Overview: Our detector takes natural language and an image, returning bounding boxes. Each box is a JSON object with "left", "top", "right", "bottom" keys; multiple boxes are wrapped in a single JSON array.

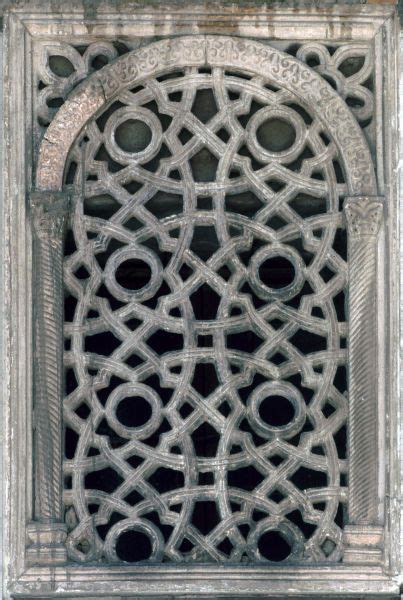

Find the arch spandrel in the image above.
[{"left": 36, "top": 35, "right": 377, "bottom": 196}]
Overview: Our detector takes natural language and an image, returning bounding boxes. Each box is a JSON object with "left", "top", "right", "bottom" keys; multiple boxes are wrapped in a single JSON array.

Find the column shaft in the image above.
[
  {"left": 26, "top": 191, "right": 70, "bottom": 565},
  {"left": 343, "top": 195, "right": 384, "bottom": 565}
]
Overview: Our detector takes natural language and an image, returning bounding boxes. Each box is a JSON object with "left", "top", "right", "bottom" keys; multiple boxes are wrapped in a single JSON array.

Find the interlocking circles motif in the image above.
[{"left": 63, "top": 60, "right": 349, "bottom": 564}]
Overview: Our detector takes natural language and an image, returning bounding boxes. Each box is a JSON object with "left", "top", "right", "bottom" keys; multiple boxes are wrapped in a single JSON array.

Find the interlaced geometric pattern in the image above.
[
  {"left": 35, "top": 39, "right": 374, "bottom": 151},
  {"left": 63, "top": 62, "right": 349, "bottom": 564}
]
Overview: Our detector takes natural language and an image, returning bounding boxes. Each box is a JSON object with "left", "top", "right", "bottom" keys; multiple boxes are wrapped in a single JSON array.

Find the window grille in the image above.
[
  {"left": 60, "top": 42, "right": 353, "bottom": 565},
  {"left": 3, "top": 4, "right": 399, "bottom": 598}
]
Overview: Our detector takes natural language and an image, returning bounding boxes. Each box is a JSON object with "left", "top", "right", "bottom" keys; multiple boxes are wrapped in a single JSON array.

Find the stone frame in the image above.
[{"left": 2, "top": 2, "right": 400, "bottom": 598}]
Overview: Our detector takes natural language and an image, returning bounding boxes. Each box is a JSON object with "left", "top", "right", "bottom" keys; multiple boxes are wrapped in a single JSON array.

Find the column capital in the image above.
[
  {"left": 30, "top": 191, "right": 70, "bottom": 241},
  {"left": 344, "top": 196, "right": 384, "bottom": 238}
]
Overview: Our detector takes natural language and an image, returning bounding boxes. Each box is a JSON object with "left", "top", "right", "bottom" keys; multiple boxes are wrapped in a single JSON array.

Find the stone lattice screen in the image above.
[
  {"left": 3, "top": 4, "right": 399, "bottom": 598},
  {"left": 57, "top": 39, "right": 358, "bottom": 565},
  {"left": 34, "top": 33, "right": 380, "bottom": 563}
]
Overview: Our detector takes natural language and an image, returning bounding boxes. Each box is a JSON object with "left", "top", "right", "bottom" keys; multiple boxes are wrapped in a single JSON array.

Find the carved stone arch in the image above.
[
  {"left": 29, "top": 35, "right": 384, "bottom": 567},
  {"left": 36, "top": 35, "right": 376, "bottom": 195}
]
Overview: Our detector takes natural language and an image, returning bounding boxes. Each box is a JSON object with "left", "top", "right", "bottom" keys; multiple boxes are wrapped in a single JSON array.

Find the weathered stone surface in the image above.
[{"left": 1, "top": 1, "right": 400, "bottom": 598}]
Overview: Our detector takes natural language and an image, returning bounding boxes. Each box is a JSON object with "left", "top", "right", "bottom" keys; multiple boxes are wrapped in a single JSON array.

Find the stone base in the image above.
[
  {"left": 343, "top": 525, "right": 383, "bottom": 565},
  {"left": 26, "top": 522, "right": 67, "bottom": 565}
]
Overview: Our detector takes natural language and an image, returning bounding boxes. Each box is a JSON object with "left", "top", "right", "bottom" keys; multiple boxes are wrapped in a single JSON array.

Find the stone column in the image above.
[
  {"left": 343, "top": 196, "right": 384, "bottom": 565},
  {"left": 26, "top": 191, "right": 70, "bottom": 566}
]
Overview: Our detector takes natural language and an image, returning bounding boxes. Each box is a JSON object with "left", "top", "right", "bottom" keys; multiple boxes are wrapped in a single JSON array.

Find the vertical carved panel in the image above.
[
  {"left": 27, "top": 192, "right": 70, "bottom": 565},
  {"left": 343, "top": 196, "right": 384, "bottom": 564}
]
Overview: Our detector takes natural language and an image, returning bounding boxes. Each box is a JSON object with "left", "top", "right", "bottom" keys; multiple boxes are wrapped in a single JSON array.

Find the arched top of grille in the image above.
[{"left": 36, "top": 35, "right": 376, "bottom": 196}]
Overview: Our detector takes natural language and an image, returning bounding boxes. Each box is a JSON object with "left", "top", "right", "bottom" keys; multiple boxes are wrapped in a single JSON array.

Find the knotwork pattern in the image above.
[{"left": 63, "top": 58, "right": 349, "bottom": 564}]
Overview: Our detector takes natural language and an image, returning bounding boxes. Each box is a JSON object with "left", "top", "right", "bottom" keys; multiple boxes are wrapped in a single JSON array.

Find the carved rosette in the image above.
[
  {"left": 343, "top": 196, "right": 384, "bottom": 565},
  {"left": 27, "top": 191, "right": 70, "bottom": 566}
]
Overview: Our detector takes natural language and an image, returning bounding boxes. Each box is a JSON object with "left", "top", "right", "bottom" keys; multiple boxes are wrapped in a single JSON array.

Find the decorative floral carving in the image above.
[{"left": 344, "top": 197, "right": 383, "bottom": 237}]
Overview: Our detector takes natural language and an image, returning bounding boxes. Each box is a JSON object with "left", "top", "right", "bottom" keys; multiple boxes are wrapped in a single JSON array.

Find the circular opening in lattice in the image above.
[
  {"left": 258, "top": 256, "right": 295, "bottom": 289},
  {"left": 115, "top": 259, "right": 152, "bottom": 290},
  {"left": 248, "top": 381, "right": 306, "bottom": 439},
  {"left": 115, "top": 529, "right": 152, "bottom": 562},
  {"left": 259, "top": 395, "right": 295, "bottom": 427},
  {"left": 258, "top": 530, "right": 291, "bottom": 561},
  {"left": 256, "top": 118, "right": 296, "bottom": 153},
  {"left": 116, "top": 396, "right": 152, "bottom": 428},
  {"left": 115, "top": 119, "right": 152, "bottom": 153},
  {"left": 106, "top": 383, "right": 162, "bottom": 440}
]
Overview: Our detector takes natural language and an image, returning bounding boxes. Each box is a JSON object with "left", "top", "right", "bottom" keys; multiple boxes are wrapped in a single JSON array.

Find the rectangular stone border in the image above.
[
  {"left": 400, "top": 27, "right": 403, "bottom": 585},
  {"left": 1, "top": 2, "right": 400, "bottom": 597}
]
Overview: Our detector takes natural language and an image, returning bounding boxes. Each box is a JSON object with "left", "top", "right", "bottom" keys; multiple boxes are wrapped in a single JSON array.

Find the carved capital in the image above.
[
  {"left": 30, "top": 191, "right": 70, "bottom": 242},
  {"left": 344, "top": 196, "right": 384, "bottom": 238}
]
